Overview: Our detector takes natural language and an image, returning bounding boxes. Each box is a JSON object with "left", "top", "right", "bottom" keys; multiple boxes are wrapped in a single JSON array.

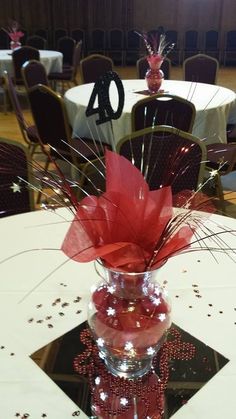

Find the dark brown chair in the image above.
[
  {"left": 26, "top": 35, "right": 47, "bottom": 50},
  {"left": 0, "top": 138, "right": 34, "bottom": 217},
  {"left": 3, "top": 71, "right": 40, "bottom": 156},
  {"left": 131, "top": 93, "right": 196, "bottom": 133},
  {"left": 58, "top": 36, "right": 76, "bottom": 67},
  {"left": 80, "top": 54, "right": 113, "bottom": 84},
  {"left": 223, "top": 30, "right": 236, "bottom": 66},
  {"left": 48, "top": 40, "right": 82, "bottom": 92},
  {"left": 106, "top": 28, "right": 124, "bottom": 65},
  {"left": 88, "top": 28, "right": 106, "bottom": 55},
  {"left": 71, "top": 28, "right": 86, "bottom": 55},
  {"left": 165, "top": 30, "right": 181, "bottom": 65},
  {"left": 183, "top": 54, "right": 219, "bottom": 85},
  {"left": 206, "top": 142, "right": 236, "bottom": 212},
  {"left": 183, "top": 30, "right": 199, "bottom": 61},
  {"left": 12, "top": 46, "right": 40, "bottom": 85},
  {"left": 117, "top": 125, "right": 206, "bottom": 195},
  {"left": 34, "top": 29, "right": 49, "bottom": 42},
  {"left": 136, "top": 56, "right": 171, "bottom": 79},
  {"left": 27, "top": 84, "right": 106, "bottom": 200},
  {"left": 22, "top": 60, "right": 49, "bottom": 89},
  {"left": 54, "top": 28, "right": 68, "bottom": 48},
  {"left": 124, "top": 29, "right": 141, "bottom": 65},
  {"left": 204, "top": 30, "right": 220, "bottom": 61}
]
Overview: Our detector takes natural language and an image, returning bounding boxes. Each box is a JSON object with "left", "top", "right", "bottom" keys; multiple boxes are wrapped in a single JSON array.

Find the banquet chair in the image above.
[
  {"left": 71, "top": 28, "right": 86, "bottom": 55},
  {"left": 27, "top": 84, "right": 106, "bottom": 201},
  {"left": 12, "top": 46, "right": 40, "bottom": 85},
  {"left": 48, "top": 40, "right": 82, "bottom": 92},
  {"left": 117, "top": 125, "right": 206, "bottom": 195},
  {"left": 183, "top": 54, "right": 219, "bottom": 85},
  {"left": 88, "top": 28, "right": 106, "bottom": 55},
  {"left": 0, "top": 138, "right": 34, "bottom": 218},
  {"left": 206, "top": 142, "right": 236, "bottom": 212},
  {"left": 223, "top": 30, "right": 236, "bottom": 66},
  {"left": 204, "top": 30, "right": 220, "bottom": 61},
  {"left": 3, "top": 71, "right": 40, "bottom": 157},
  {"left": 58, "top": 36, "right": 75, "bottom": 67},
  {"left": 26, "top": 35, "right": 47, "bottom": 50},
  {"left": 0, "top": 28, "right": 9, "bottom": 49},
  {"left": 34, "top": 29, "right": 49, "bottom": 43},
  {"left": 183, "top": 30, "right": 199, "bottom": 61},
  {"left": 106, "top": 28, "right": 124, "bottom": 65},
  {"left": 22, "top": 60, "right": 49, "bottom": 89},
  {"left": 131, "top": 93, "right": 196, "bottom": 133},
  {"left": 80, "top": 54, "right": 113, "bottom": 84},
  {"left": 54, "top": 28, "right": 68, "bottom": 48},
  {"left": 165, "top": 30, "right": 181, "bottom": 65},
  {"left": 124, "top": 29, "right": 141, "bottom": 65},
  {"left": 136, "top": 56, "right": 171, "bottom": 80}
]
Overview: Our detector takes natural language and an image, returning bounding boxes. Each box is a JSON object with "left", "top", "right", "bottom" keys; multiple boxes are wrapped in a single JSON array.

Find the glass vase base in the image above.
[{"left": 104, "top": 355, "right": 152, "bottom": 379}]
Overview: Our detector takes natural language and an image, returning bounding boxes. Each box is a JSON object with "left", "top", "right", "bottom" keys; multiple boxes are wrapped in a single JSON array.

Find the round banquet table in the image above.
[
  {"left": 64, "top": 79, "right": 236, "bottom": 149},
  {"left": 0, "top": 208, "right": 236, "bottom": 418},
  {"left": 0, "top": 49, "right": 63, "bottom": 76}
]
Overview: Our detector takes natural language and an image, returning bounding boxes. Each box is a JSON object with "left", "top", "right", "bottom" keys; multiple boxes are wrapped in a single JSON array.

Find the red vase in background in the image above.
[
  {"left": 145, "top": 54, "right": 164, "bottom": 94},
  {"left": 88, "top": 265, "right": 171, "bottom": 379}
]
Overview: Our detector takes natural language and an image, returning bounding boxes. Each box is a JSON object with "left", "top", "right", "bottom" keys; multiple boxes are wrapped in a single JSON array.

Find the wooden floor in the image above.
[{"left": 0, "top": 65, "right": 236, "bottom": 217}]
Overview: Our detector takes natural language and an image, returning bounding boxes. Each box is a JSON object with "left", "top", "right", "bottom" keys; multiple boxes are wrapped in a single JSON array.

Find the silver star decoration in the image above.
[
  {"left": 120, "top": 397, "right": 128, "bottom": 406},
  {"left": 158, "top": 313, "right": 166, "bottom": 322},
  {"left": 107, "top": 285, "right": 116, "bottom": 294},
  {"left": 95, "top": 376, "right": 101, "bottom": 385},
  {"left": 96, "top": 338, "right": 105, "bottom": 347},
  {"left": 10, "top": 182, "right": 21, "bottom": 193},
  {"left": 100, "top": 392, "right": 108, "bottom": 401},
  {"left": 146, "top": 346, "right": 155, "bottom": 356},
  {"left": 124, "top": 341, "right": 133, "bottom": 351},
  {"left": 154, "top": 286, "right": 160, "bottom": 296},
  {"left": 107, "top": 306, "right": 116, "bottom": 316},
  {"left": 150, "top": 296, "right": 161, "bottom": 306}
]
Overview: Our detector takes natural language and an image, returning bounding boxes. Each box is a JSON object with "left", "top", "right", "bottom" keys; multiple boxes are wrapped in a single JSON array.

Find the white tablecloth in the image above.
[
  {"left": 0, "top": 208, "right": 236, "bottom": 418},
  {"left": 0, "top": 49, "right": 63, "bottom": 76},
  {"left": 64, "top": 79, "right": 236, "bottom": 149}
]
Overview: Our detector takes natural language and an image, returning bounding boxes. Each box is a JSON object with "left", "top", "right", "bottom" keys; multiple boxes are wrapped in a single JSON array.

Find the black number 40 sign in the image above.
[{"left": 85, "top": 71, "right": 125, "bottom": 125}]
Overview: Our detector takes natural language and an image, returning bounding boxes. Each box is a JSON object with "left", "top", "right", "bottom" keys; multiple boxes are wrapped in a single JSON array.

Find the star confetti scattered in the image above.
[
  {"left": 146, "top": 346, "right": 155, "bottom": 355},
  {"left": 158, "top": 313, "right": 166, "bottom": 322},
  {"left": 100, "top": 391, "right": 108, "bottom": 401},
  {"left": 96, "top": 338, "right": 105, "bottom": 347},
  {"left": 95, "top": 376, "right": 101, "bottom": 385},
  {"left": 120, "top": 397, "right": 128, "bottom": 406},
  {"left": 107, "top": 307, "right": 116, "bottom": 316},
  {"left": 10, "top": 182, "right": 21, "bottom": 193}
]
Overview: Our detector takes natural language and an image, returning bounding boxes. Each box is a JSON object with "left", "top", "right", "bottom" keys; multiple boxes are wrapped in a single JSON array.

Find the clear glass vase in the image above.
[
  {"left": 10, "top": 40, "right": 21, "bottom": 51},
  {"left": 145, "top": 66, "right": 164, "bottom": 94},
  {"left": 88, "top": 264, "right": 171, "bottom": 379}
]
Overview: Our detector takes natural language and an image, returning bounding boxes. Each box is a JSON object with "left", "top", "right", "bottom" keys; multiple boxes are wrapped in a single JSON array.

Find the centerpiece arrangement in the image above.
[
  {"left": 62, "top": 149, "right": 207, "bottom": 379},
  {"left": 2, "top": 20, "right": 24, "bottom": 50},
  {"left": 135, "top": 31, "right": 175, "bottom": 93}
]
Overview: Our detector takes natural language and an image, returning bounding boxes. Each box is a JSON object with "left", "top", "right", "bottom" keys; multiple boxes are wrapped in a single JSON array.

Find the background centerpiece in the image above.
[
  {"left": 136, "top": 31, "right": 174, "bottom": 93},
  {"left": 2, "top": 20, "right": 24, "bottom": 50}
]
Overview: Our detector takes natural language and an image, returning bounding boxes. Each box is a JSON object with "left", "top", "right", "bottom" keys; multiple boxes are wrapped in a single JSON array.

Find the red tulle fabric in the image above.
[{"left": 62, "top": 150, "right": 194, "bottom": 272}]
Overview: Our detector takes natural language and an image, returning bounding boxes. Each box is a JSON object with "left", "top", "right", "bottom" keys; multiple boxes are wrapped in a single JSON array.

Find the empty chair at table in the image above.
[
  {"left": 12, "top": 46, "right": 40, "bottom": 85},
  {"left": 183, "top": 30, "right": 199, "bottom": 60},
  {"left": 0, "top": 138, "right": 34, "bottom": 217},
  {"left": 26, "top": 35, "right": 47, "bottom": 50},
  {"left": 27, "top": 84, "right": 106, "bottom": 201},
  {"left": 88, "top": 28, "right": 106, "bottom": 55},
  {"left": 3, "top": 71, "right": 40, "bottom": 156},
  {"left": 54, "top": 28, "right": 68, "bottom": 48},
  {"left": 0, "top": 28, "right": 9, "bottom": 49},
  {"left": 58, "top": 36, "right": 75, "bottom": 67},
  {"left": 117, "top": 125, "right": 206, "bottom": 195},
  {"left": 223, "top": 30, "right": 236, "bottom": 65},
  {"left": 80, "top": 54, "right": 113, "bottom": 84},
  {"left": 48, "top": 40, "right": 82, "bottom": 92},
  {"left": 183, "top": 53, "right": 219, "bottom": 84},
  {"left": 21, "top": 59, "right": 49, "bottom": 89},
  {"left": 106, "top": 28, "right": 124, "bottom": 65},
  {"left": 136, "top": 56, "right": 171, "bottom": 79},
  {"left": 131, "top": 93, "right": 196, "bottom": 133}
]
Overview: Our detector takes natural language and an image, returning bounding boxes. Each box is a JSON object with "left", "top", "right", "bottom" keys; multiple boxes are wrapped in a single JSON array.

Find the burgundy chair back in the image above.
[
  {"left": 117, "top": 125, "right": 206, "bottom": 194},
  {"left": 12, "top": 46, "right": 40, "bottom": 83},
  {"left": 80, "top": 54, "right": 113, "bottom": 84},
  {"left": 131, "top": 93, "right": 196, "bottom": 133},
  {"left": 136, "top": 56, "right": 171, "bottom": 79},
  {"left": 183, "top": 53, "right": 219, "bottom": 84},
  {"left": 22, "top": 59, "right": 49, "bottom": 89},
  {"left": 58, "top": 36, "right": 76, "bottom": 66},
  {"left": 26, "top": 35, "right": 47, "bottom": 50}
]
